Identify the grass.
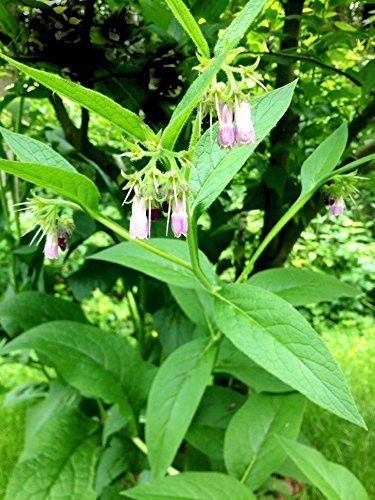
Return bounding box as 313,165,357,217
302,316,375,498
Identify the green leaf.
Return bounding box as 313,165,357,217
0,0,19,38
91,239,215,290
169,285,214,328
146,338,217,478
190,81,297,218
215,339,291,393
300,122,347,196
247,268,359,306
1,321,155,411
161,50,229,150
214,0,267,55
95,436,130,493
124,472,255,499
0,53,153,141
186,386,245,459
224,394,306,490
5,405,99,500
0,291,87,337
214,283,365,427
0,127,76,171
165,0,210,57
0,159,100,210
278,437,369,500
153,305,196,355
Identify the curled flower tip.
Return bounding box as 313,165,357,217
235,100,256,145
218,103,235,149
171,196,188,238
129,196,149,239
44,233,59,259
328,196,345,216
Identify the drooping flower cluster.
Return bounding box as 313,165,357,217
16,195,75,259
322,171,362,217
216,98,256,148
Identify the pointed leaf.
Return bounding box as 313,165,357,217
124,472,255,499
0,127,76,171
214,0,267,55
278,437,369,500
91,239,215,290
191,81,297,218
224,394,306,490
1,321,155,410
165,0,210,57
146,338,217,478
0,53,153,141
214,283,365,427
248,268,359,306
0,159,99,210
300,122,347,196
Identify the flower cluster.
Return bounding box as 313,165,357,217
122,168,189,240
217,98,256,148
17,195,75,259
322,171,362,217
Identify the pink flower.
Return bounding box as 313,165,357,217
328,196,345,216
44,233,59,259
235,99,256,145
171,196,188,238
218,103,235,148
130,196,149,239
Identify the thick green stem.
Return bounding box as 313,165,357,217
187,214,215,292
0,178,18,292
237,153,375,282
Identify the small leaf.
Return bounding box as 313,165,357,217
247,268,359,306
0,127,76,171
0,159,100,211
278,437,369,500
91,239,215,290
300,122,347,196
165,0,210,57
214,0,267,55
224,394,306,490
146,338,217,478
124,472,255,499
0,291,87,337
214,283,365,427
0,53,154,141
190,81,297,218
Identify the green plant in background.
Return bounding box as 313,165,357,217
0,0,374,498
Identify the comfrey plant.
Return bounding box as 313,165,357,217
0,1,373,498
322,171,362,217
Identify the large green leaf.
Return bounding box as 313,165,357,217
0,291,87,337
1,321,155,411
224,394,306,490
5,405,99,500
91,239,215,290
0,159,100,210
215,339,291,393
0,53,153,141
190,81,297,218
300,122,347,196
124,472,255,499
278,437,369,500
161,50,229,150
0,127,76,171
146,338,217,478
214,0,267,55
247,268,359,306
165,0,210,57
169,285,214,328
214,283,365,427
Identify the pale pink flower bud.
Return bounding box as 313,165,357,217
218,103,235,148
171,196,188,238
130,197,149,239
328,196,345,216
235,100,256,145
44,233,59,259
